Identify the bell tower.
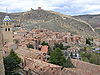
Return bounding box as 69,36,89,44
1,16,13,44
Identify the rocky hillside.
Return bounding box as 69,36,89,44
0,9,99,38
73,14,100,35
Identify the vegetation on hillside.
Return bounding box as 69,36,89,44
49,48,74,68
4,50,21,75
53,43,70,50
80,50,100,65
41,41,49,46
86,38,93,46
27,43,34,49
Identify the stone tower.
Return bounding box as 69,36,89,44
1,16,13,44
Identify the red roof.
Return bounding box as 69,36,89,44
41,46,49,54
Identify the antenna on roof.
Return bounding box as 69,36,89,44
5,8,8,16
6,8,8,13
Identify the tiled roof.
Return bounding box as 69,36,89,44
62,68,92,75
41,46,48,53
15,47,45,60
24,57,61,75
71,59,100,75
3,16,12,22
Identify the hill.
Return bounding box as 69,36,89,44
0,8,99,38
73,14,100,35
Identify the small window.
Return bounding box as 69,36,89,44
6,22,8,25
40,68,42,71
5,28,7,31
51,68,53,70
39,57,41,59
9,22,11,25
8,28,10,31
3,23,5,25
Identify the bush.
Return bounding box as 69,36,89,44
4,49,21,75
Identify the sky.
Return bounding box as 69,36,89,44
0,0,100,15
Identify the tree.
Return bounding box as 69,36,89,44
53,43,64,50
59,43,64,50
89,53,100,65
41,41,49,46
53,43,70,50
70,52,73,58
27,43,34,49
86,38,93,45
63,45,70,50
64,57,75,68
49,48,66,67
4,49,21,75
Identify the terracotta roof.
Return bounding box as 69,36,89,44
73,35,81,37
71,59,100,75
94,38,100,42
15,47,45,60
67,47,80,51
41,46,49,54
24,57,61,75
61,68,92,75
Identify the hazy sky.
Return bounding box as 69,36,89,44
0,0,100,15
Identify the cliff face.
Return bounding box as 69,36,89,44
0,9,99,38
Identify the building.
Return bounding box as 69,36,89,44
67,47,81,59
0,30,5,75
1,16,13,44
23,57,62,75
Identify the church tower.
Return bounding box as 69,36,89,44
1,16,13,44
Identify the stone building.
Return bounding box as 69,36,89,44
1,16,13,44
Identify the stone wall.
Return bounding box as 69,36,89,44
0,50,5,75
0,29,5,75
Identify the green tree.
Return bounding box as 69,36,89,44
70,52,73,58
41,41,49,46
53,43,70,50
59,43,64,50
49,48,66,67
89,53,100,65
64,57,75,68
63,45,70,50
27,43,34,49
4,49,21,75
86,38,93,45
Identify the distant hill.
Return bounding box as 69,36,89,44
73,14,100,35
0,9,99,38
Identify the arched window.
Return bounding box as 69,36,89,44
8,28,10,31
9,22,11,25
5,28,7,31
6,22,8,25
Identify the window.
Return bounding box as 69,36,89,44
5,28,7,31
40,68,42,71
51,68,53,70
3,23,5,25
6,22,8,25
9,22,11,25
8,28,10,31
39,57,41,59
